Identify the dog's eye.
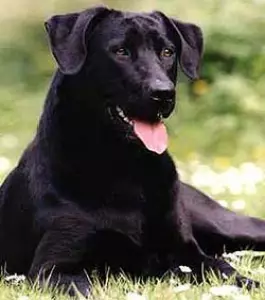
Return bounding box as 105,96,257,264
114,47,130,57
161,48,174,58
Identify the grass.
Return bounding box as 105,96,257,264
1,253,265,299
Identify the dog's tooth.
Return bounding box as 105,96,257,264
158,112,162,120
107,107,115,120
116,106,126,118
116,106,122,114
116,106,132,124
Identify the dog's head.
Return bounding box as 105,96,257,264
45,6,203,154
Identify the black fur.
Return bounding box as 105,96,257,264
1,6,265,296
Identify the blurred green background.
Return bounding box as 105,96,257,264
0,0,265,216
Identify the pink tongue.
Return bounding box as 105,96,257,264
133,120,168,154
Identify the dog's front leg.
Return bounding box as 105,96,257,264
29,214,94,297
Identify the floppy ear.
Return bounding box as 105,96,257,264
156,12,203,80
45,6,110,75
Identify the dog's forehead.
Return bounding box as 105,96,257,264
93,11,167,41
121,12,162,29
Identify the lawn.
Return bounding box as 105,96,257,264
1,253,265,299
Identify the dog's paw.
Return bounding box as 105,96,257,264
211,258,260,290
235,275,260,290
68,282,91,298
33,270,91,298
63,274,91,298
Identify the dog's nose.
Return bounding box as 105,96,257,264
151,88,175,103
150,79,175,102
150,81,175,117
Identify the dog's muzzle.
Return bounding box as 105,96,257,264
149,81,176,118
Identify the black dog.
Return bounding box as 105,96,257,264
1,6,265,296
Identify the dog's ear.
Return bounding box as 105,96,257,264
45,6,110,75
170,19,203,79
155,12,203,80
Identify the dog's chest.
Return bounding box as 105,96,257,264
88,206,144,244
72,149,177,244
85,175,176,245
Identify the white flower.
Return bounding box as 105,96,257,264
173,283,191,293
210,183,226,195
233,250,265,257
254,0,265,4
201,293,212,300
232,251,249,257
126,292,147,300
179,265,192,273
232,295,251,300
220,167,240,184
190,165,217,188
217,167,247,195
244,184,257,195
209,285,240,296
169,278,177,285
252,266,265,274
217,200,229,208
177,166,187,181
0,156,11,173
239,162,264,185
17,296,30,300
222,252,240,262
231,199,246,211
221,272,229,280
5,274,26,285
227,182,243,195
0,134,18,149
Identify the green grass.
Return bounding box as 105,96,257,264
1,254,265,299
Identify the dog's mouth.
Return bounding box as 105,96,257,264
108,106,168,155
